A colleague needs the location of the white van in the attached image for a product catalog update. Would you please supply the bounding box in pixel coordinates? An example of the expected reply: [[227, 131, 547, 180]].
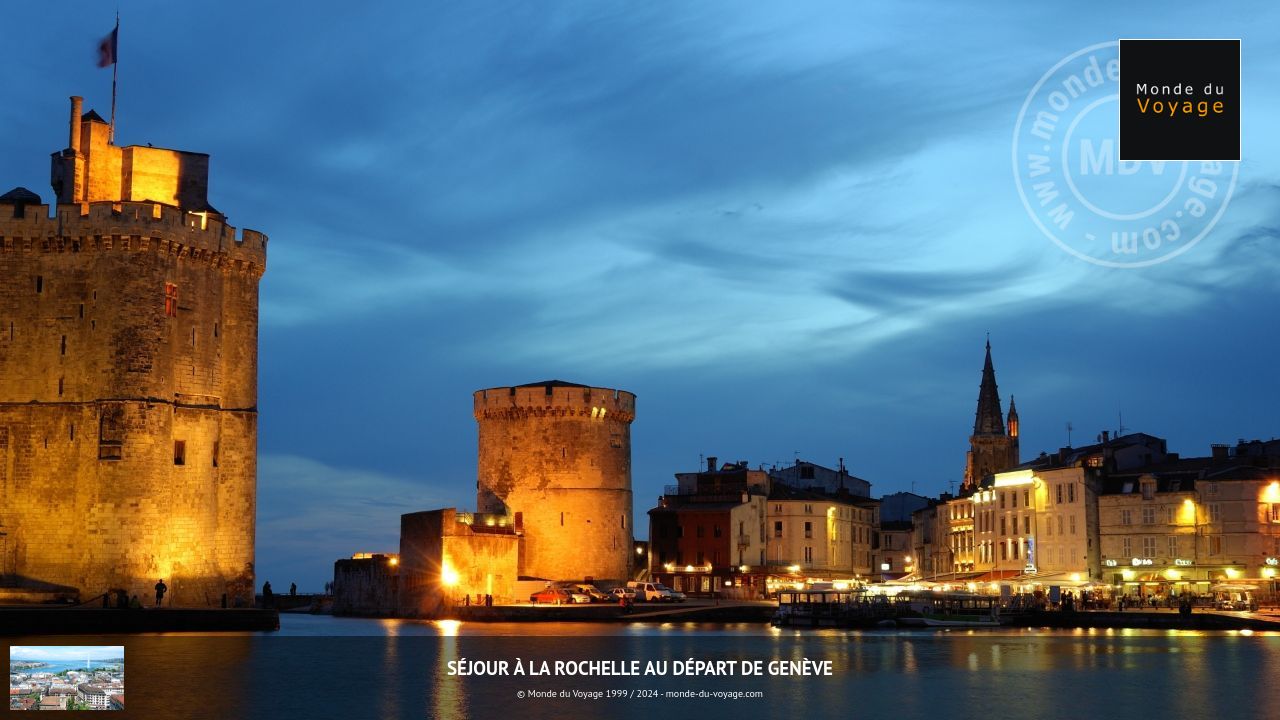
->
[[626, 581, 672, 602]]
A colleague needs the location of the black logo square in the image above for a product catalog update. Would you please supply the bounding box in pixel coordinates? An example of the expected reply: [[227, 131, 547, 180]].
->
[[1119, 39, 1240, 161]]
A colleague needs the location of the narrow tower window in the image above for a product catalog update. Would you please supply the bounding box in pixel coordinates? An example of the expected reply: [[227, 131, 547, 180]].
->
[[173, 440, 186, 466], [212, 441, 220, 468], [60, 335, 66, 355], [35, 276, 43, 293], [164, 283, 179, 317]]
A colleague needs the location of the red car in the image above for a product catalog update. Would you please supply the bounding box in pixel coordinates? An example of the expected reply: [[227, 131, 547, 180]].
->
[[530, 587, 573, 605]]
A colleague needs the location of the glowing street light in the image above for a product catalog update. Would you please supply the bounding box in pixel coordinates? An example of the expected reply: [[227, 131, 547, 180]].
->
[[441, 566, 460, 587]]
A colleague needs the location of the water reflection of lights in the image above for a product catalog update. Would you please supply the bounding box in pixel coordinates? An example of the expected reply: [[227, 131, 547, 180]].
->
[[436, 619, 462, 636]]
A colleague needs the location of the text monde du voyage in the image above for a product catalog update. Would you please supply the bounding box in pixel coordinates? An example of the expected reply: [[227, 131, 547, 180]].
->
[[446, 658, 834, 677]]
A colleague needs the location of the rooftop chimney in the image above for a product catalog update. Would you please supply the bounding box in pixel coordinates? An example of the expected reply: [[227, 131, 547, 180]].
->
[[68, 96, 83, 154], [707, 456, 717, 473]]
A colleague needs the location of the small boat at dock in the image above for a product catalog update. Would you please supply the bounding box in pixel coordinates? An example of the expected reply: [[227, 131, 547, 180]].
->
[[773, 588, 1000, 629]]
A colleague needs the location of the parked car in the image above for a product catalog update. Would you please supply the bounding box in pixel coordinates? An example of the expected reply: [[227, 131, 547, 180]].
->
[[572, 584, 611, 603], [530, 587, 573, 605], [654, 583, 686, 602], [563, 588, 593, 604], [610, 587, 638, 602]]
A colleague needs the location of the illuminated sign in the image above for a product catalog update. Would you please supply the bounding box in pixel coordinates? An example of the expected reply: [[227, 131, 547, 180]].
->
[[1266, 557, 1279, 567], [1174, 558, 1194, 567], [1104, 559, 1118, 567], [1131, 558, 1154, 566]]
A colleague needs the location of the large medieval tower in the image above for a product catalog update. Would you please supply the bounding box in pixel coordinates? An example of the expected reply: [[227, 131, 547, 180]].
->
[[474, 381, 635, 582], [0, 97, 266, 606]]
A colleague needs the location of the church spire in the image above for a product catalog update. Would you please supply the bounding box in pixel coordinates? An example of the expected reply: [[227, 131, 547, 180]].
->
[[973, 337, 1005, 436]]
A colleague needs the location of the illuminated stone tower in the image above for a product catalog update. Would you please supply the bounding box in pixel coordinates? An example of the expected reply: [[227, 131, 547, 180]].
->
[[0, 97, 266, 606], [474, 381, 635, 582], [962, 339, 1020, 494]]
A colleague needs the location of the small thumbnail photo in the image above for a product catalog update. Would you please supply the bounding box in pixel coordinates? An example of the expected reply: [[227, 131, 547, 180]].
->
[[9, 645, 124, 711]]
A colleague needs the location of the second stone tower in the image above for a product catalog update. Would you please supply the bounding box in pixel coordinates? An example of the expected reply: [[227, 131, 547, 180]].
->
[[474, 381, 635, 582]]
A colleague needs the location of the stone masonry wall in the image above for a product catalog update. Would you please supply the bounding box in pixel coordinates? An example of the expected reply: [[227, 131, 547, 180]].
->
[[0, 200, 264, 606], [474, 385, 634, 583]]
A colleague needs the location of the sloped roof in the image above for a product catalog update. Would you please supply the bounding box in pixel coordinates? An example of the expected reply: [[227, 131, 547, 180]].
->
[[0, 187, 40, 204]]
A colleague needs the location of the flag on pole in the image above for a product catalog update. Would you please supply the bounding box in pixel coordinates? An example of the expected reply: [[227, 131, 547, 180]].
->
[[97, 25, 118, 68]]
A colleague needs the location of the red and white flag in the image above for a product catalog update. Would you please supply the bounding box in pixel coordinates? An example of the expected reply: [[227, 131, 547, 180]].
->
[[96, 25, 118, 68]]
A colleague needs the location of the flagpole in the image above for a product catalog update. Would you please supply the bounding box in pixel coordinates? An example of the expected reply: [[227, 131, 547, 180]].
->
[[109, 13, 118, 143]]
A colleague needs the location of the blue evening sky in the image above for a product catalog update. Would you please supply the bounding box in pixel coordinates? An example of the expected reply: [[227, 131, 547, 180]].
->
[[2, 2, 1277, 589]]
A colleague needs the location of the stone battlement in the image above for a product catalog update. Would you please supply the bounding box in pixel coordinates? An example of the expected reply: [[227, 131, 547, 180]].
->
[[0, 201, 266, 276], [473, 383, 636, 423]]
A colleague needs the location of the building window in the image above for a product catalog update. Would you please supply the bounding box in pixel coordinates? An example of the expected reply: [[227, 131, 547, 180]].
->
[[1209, 535, 1222, 556], [1121, 509, 1132, 525], [1023, 489, 1030, 507], [1046, 517, 1053, 537], [1271, 505, 1280, 523], [673, 576, 683, 592], [98, 405, 124, 460], [1141, 481, 1155, 501], [1001, 543, 1008, 560], [804, 504, 812, 514], [804, 546, 813, 562], [1023, 516, 1030, 534], [1142, 537, 1156, 557], [60, 335, 66, 355], [1070, 516, 1077, 535], [1168, 535, 1177, 558], [804, 521, 812, 539], [1068, 484, 1076, 503], [1208, 504, 1221, 524], [36, 276, 43, 293], [165, 283, 179, 317], [1057, 485, 1063, 504], [1000, 518, 1006, 536], [774, 521, 783, 538], [173, 440, 186, 465], [1142, 507, 1155, 525], [713, 524, 721, 538], [1012, 492, 1018, 509], [1122, 537, 1132, 557], [1000, 493, 1006, 509]]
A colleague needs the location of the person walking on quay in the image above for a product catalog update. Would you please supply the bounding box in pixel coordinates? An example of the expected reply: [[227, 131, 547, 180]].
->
[[290, 582, 297, 596], [263, 581, 274, 608], [154, 579, 168, 607], [464, 594, 471, 607]]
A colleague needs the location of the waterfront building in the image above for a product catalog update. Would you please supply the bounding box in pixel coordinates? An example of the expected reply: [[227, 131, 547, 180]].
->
[[0, 98, 265, 607], [765, 484, 876, 578], [648, 459, 768, 597], [873, 520, 914, 581], [332, 553, 400, 616], [1098, 441, 1280, 600], [911, 497, 956, 580], [398, 508, 520, 616]]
